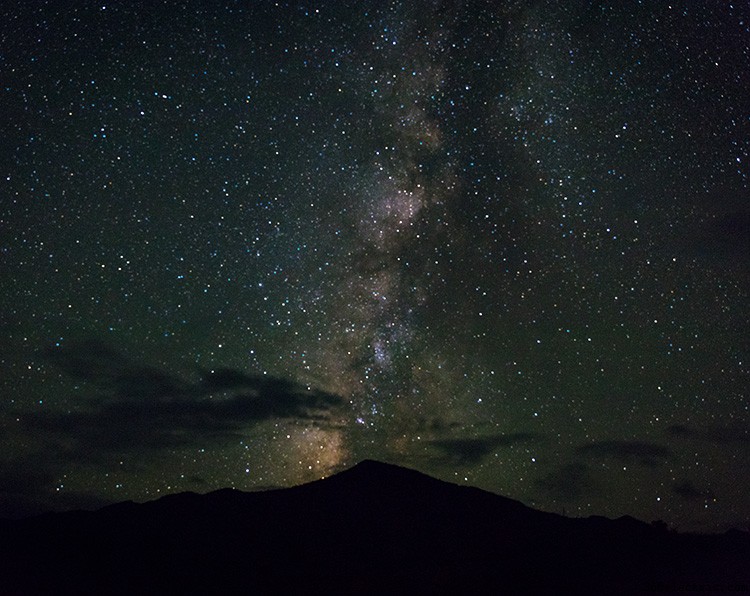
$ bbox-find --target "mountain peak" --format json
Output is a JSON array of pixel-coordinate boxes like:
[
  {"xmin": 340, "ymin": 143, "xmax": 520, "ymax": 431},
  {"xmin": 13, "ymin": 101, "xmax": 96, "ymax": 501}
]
[
  {"xmin": 330, "ymin": 459, "xmax": 443, "ymax": 487},
  {"xmin": 2, "ymin": 460, "xmax": 748, "ymax": 594},
  {"xmin": 349, "ymin": 458, "xmax": 408, "ymax": 473}
]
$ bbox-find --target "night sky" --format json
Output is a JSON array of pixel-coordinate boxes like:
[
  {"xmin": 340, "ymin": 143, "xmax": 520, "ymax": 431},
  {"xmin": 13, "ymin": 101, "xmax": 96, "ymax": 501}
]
[{"xmin": 2, "ymin": 1, "xmax": 748, "ymax": 532}]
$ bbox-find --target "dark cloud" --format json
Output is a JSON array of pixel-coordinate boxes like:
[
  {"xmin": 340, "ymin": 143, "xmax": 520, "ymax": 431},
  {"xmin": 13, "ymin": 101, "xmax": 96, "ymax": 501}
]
[
  {"xmin": 411, "ymin": 417, "xmax": 463, "ymax": 434},
  {"xmin": 0, "ymin": 460, "xmax": 56, "ymax": 495},
  {"xmin": 673, "ymin": 480, "xmax": 715, "ymax": 502},
  {"xmin": 667, "ymin": 424, "xmax": 750, "ymax": 446},
  {"xmin": 536, "ymin": 462, "xmax": 596, "ymax": 502},
  {"xmin": 576, "ymin": 440, "xmax": 671, "ymax": 467},
  {"xmin": 0, "ymin": 458, "xmax": 112, "ymax": 519},
  {"xmin": 429, "ymin": 433, "xmax": 536, "ymax": 465},
  {"xmin": 0, "ymin": 489, "xmax": 112, "ymax": 520},
  {"xmin": 24, "ymin": 341, "xmax": 345, "ymax": 458},
  {"xmin": 200, "ymin": 367, "xmax": 263, "ymax": 392},
  {"xmin": 43, "ymin": 340, "xmax": 187, "ymax": 401}
]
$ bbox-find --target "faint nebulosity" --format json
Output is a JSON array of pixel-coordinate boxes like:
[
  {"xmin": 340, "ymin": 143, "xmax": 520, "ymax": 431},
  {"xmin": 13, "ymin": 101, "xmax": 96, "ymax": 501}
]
[{"xmin": 1, "ymin": 1, "xmax": 748, "ymax": 532}]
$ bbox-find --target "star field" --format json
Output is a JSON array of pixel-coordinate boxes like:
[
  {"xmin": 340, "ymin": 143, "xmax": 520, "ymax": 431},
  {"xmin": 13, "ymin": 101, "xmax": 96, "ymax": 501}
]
[{"xmin": 1, "ymin": 1, "xmax": 748, "ymax": 532}]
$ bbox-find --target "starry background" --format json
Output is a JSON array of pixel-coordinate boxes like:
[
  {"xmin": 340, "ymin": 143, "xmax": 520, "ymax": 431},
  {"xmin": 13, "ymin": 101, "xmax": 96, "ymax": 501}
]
[{"xmin": 1, "ymin": 1, "xmax": 748, "ymax": 532}]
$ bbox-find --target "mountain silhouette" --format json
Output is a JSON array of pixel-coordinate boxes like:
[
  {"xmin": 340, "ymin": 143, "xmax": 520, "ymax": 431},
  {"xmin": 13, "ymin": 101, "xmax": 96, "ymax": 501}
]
[{"xmin": 1, "ymin": 459, "xmax": 748, "ymax": 594}]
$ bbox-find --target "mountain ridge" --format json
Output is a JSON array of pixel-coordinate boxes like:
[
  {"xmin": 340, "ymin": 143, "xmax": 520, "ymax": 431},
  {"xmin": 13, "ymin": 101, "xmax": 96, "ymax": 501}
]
[{"xmin": 1, "ymin": 459, "xmax": 748, "ymax": 594}]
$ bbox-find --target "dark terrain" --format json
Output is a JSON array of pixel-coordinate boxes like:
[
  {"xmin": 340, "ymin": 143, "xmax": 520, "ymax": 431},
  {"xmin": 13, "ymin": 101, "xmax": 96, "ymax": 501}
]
[{"xmin": 1, "ymin": 460, "xmax": 748, "ymax": 594}]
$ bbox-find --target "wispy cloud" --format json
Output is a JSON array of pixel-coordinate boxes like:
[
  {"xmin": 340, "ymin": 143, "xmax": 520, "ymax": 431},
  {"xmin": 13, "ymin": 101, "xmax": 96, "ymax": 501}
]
[
  {"xmin": 673, "ymin": 480, "xmax": 715, "ymax": 502},
  {"xmin": 429, "ymin": 433, "xmax": 537, "ymax": 465},
  {"xmin": 576, "ymin": 440, "xmax": 671, "ymax": 467},
  {"xmin": 536, "ymin": 462, "xmax": 596, "ymax": 501},
  {"xmin": 21, "ymin": 341, "xmax": 345, "ymax": 458},
  {"xmin": 667, "ymin": 424, "xmax": 750, "ymax": 446}
]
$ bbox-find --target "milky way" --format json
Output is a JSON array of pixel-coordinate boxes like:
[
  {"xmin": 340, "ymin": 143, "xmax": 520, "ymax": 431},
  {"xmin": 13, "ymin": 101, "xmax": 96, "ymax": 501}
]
[{"xmin": 1, "ymin": 1, "xmax": 748, "ymax": 532}]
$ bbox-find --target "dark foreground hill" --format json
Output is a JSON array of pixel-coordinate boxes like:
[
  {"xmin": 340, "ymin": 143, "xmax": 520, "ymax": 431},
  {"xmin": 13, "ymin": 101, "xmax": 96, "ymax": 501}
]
[{"xmin": 1, "ymin": 460, "xmax": 748, "ymax": 594}]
